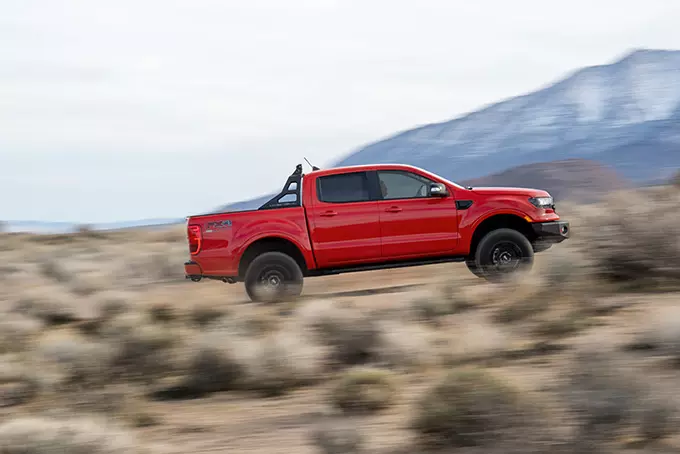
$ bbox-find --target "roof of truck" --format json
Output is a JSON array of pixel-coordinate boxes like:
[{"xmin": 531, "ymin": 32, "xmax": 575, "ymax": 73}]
[{"xmin": 305, "ymin": 163, "xmax": 426, "ymax": 178}]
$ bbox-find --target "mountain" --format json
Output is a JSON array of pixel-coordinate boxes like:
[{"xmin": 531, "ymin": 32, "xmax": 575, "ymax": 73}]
[
  {"xmin": 335, "ymin": 49, "xmax": 680, "ymax": 184},
  {"xmin": 460, "ymin": 159, "xmax": 631, "ymax": 203}
]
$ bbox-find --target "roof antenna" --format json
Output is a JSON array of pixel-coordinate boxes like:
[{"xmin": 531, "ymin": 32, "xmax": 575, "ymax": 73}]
[{"xmin": 304, "ymin": 157, "xmax": 320, "ymax": 171}]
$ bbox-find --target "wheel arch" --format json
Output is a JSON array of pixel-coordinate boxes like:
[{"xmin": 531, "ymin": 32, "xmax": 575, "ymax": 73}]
[
  {"xmin": 468, "ymin": 213, "xmax": 535, "ymax": 260},
  {"xmin": 238, "ymin": 236, "xmax": 309, "ymax": 279}
]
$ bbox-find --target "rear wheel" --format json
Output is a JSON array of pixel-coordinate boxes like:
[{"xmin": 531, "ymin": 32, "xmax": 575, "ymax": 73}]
[
  {"xmin": 474, "ymin": 228, "xmax": 533, "ymax": 282},
  {"xmin": 465, "ymin": 259, "xmax": 484, "ymax": 278},
  {"xmin": 244, "ymin": 252, "xmax": 303, "ymax": 302}
]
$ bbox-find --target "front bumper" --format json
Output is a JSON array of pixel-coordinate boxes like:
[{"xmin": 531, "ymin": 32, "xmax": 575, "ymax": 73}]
[{"xmin": 532, "ymin": 220, "xmax": 570, "ymax": 243}]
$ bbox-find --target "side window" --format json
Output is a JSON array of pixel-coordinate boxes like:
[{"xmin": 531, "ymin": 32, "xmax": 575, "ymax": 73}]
[
  {"xmin": 377, "ymin": 171, "xmax": 435, "ymax": 200},
  {"xmin": 317, "ymin": 172, "xmax": 370, "ymax": 203}
]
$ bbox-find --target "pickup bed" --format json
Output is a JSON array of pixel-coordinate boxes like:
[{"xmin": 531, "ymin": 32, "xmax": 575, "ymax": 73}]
[{"xmin": 184, "ymin": 163, "xmax": 569, "ymax": 302}]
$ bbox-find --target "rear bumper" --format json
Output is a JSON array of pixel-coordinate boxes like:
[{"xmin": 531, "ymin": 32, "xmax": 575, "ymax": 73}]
[
  {"xmin": 184, "ymin": 261, "xmax": 238, "ymax": 283},
  {"xmin": 532, "ymin": 220, "xmax": 570, "ymax": 243},
  {"xmin": 184, "ymin": 261, "xmax": 203, "ymax": 280}
]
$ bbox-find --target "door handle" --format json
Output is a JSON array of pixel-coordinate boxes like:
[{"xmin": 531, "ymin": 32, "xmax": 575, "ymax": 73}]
[
  {"xmin": 320, "ymin": 210, "xmax": 338, "ymax": 217},
  {"xmin": 385, "ymin": 206, "xmax": 402, "ymax": 213}
]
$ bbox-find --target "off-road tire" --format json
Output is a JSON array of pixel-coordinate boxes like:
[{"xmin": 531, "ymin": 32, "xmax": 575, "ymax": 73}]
[
  {"xmin": 244, "ymin": 252, "xmax": 304, "ymax": 302},
  {"xmin": 474, "ymin": 228, "xmax": 534, "ymax": 283},
  {"xmin": 465, "ymin": 259, "xmax": 485, "ymax": 278}
]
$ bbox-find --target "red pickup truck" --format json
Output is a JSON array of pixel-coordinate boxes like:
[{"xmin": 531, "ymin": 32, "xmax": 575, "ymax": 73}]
[{"xmin": 184, "ymin": 163, "xmax": 569, "ymax": 302}]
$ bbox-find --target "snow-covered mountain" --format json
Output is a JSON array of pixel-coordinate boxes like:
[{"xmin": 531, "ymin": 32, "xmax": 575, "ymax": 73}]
[{"xmin": 335, "ymin": 49, "xmax": 680, "ymax": 183}]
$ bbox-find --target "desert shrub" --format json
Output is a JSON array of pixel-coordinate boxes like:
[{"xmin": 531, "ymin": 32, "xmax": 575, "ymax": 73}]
[
  {"xmin": 243, "ymin": 329, "xmax": 325, "ymax": 397},
  {"xmin": 295, "ymin": 300, "xmax": 379, "ymax": 366},
  {"xmin": 639, "ymin": 397, "xmax": 676, "ymax": 442},
  {"xmin": 189, "ymin": 304, "xmax": 229, "ymax": 327},
  {"xmin": 0, "ymin": 360, "xmax": 39, "ymax": 407},
  {"xmin": 60, "ymin": 388, "xmax": 160, "ymax": 428},
  {"xmin": 0, "ymin": 416, "xmax": 147, "ymax": 453},
  {"xmin": 538, "ymin": 246, "xmax": 593, "ymax": 293},
  {"xmin": 580, "ymin": 190, "xmax": 680, "ymax": 286},
  {"xmin": 407, "ymin": 286, "xmax": 473, "ymax": 327},
  {"xmin": 12, "ymin": 296, "xmax": 79, "ymax": 326},
  {"xmin": 440, "ymin": 316, "xmax": 509, "ymax": 365},
  {"xmin": 332, "ymin": 367, "xmax": 395, "ymax": 415},
  {"xmin": 532, "ymin": 311, "xmax": 588, "ymax": 339},
  {"xmin": 311, "ymin": 417, "xmax": 364, "ymax": 454},
  {"xmin": 150, "ymin": 251, "xmax": 184, "ymax": 281},
  {"xmin": 182, "ymin": 330, "xmax": 254, "ymax": 395},
  {"xmin": 0, "ymin": 315, "xmax": 42, "ymax": 353},
  {"xmin": 564, "ymin": 351, "xmax": 639, "ymax": 443},
  {"xmin": 562, "ymin": 349, "xmax": 678, "ymax": 447},
  {"xmin": 413, "ymin": 368, "xmax": 533, "ymax": 449},
  {"xmin": 205, "ymin": 309, "xmax": 277, "ymax": 337},
  {"xmin": 375, "ymin": 320, "xmax": 436, "ymax": 371},
  {"xmin": 95, "ymin": 292, "xmax": 132, "ymax": 320},
  {"xmin": 490, "ymin": 276, "xmax": 551, "ymax": 324},
  {"xmin": 37, "ymin": 336, "xmax": 116, "ymax": 389},
  {"xmin": 439, "ymin": 283, "xmax": 476, "ymax": 313},
  {"xmin": 494, "ymin": 298, "xmax": 548, "ymax": 324},
  {"xmin": 631, "ymin": 306, "xmax": 680, "ymax": 361},
  {"xmin": 109, "ymin": 323, "xmax": 178, "ymax": 384},
  {"xmin": 38, "ymin": 259, "xmax": 71, "ymax": 283},
  {"xmin": 147, "ymin": 302, "xmax": 177, "ymax": 323},
  {"xmin": 70, "ymin": 278, "xmax": 101, "ymax": 297},
  {"xmin": 98, "ymin": 312, "xmax": 149, "ymax": 339},
  {"xmin": 409, "ymin": 297, "xmax": 449, "ymax": 325}
]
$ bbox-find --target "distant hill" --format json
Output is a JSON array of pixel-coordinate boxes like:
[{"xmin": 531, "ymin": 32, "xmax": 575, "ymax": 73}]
[
  {"xmin": 4, "ymin": 218, "xmax": 183, "ymax": 234},
  {"xmin": 335, "ymin": 49, "xmax": 680, "ymax": 184},
  {"xmin": 460, "ymin": 159, "xmax": 631, "ymax": 203},
  {"xmin": 217, "ymin": 49, "xmax": 679, "ymax": 215}
]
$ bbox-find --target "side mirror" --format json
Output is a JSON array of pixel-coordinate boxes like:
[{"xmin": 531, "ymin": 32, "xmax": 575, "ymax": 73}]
[{"xmin": 429, "ymin": 183, "xmax": 449, "ymax": 197}]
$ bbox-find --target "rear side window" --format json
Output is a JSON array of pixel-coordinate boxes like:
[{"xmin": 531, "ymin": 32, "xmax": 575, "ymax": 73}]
[{"xmin": 317, "ymin": 172, "xmax": 370, "ymax": 203}]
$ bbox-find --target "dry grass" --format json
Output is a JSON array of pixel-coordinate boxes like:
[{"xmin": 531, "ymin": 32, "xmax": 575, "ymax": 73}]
[
  {"xmin": 0, "ymin": 415, "xmax": 152, "ymax": 453},
  {"xmin": 310, "ymin": 416, "xmax": 364, "ymax": 454},
  {"xmin": 295, "ymin": 299, "xmax": 380, "ymax": 367},
  {"xmin": 374, "ymin": 320, "xmax": 437, "ymax": 371},
  {"xmin": 2, "ymin": 186, "xmax": 680, "ymax": 453},
  {"xmin": 578, "ymin": 189, "xmax": 680, "ymax": 287},
  {"xmin": 631, "ymin": 306, "xmax": 680, "ymax": 362},
  {"xmin": 0, "ymin": 315, "xmax": 42, "ymax": 354},
  {"xmin": 331, "ymin": 367, "xmax": 396, "ymax": 414},
  {"xmin": 562, "ymin": 349, "xmax": 678, "ymax": 448},
  {"xmin": 242, "ymin": 328, "xmax": 326, "ymax": 397},
  {"xmin": 412, "ymin": 367, "xmax": 543, "ymax": 450}
]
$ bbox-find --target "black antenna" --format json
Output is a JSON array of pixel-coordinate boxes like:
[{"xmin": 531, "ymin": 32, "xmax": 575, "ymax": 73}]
[{"xmin": 304, "ymin": 157, "xmax": 320, "ymax": 171}]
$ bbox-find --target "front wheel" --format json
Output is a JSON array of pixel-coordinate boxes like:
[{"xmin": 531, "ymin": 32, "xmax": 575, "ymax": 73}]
[
  {"xmin": 244, "ymin": 252, "xmax": 304, "ymax": 302},
  {"xmin": 474, "ymin": 228, "xmax": 534, "ymax": 282}
]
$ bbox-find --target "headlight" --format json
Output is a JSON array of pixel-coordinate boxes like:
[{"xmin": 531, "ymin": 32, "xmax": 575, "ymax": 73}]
[{"xmin": 529, "ymin": 196, "xmax": 554, "ymax": 208}]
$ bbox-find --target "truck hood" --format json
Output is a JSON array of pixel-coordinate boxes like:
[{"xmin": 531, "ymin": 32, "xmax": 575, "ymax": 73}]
[{"xmin": 468, "ymin": 187, "xmax": 551, "ymax": 198}]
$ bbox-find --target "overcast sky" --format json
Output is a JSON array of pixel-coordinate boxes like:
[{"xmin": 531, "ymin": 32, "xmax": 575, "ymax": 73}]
[{"xmin": 2, "ymin": 0, "xmax": 679, "ymax": 223}]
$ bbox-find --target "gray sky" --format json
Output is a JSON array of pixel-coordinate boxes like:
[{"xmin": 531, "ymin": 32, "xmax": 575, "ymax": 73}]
[{"xmin": 2, "ymin": 0, "xmax": 679, "ymax": 223}]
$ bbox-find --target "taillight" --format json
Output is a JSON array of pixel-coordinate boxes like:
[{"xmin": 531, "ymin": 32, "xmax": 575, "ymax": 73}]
[{"xmin": 188, "ymin": 225, "xmax": 202, "ymax": 255}]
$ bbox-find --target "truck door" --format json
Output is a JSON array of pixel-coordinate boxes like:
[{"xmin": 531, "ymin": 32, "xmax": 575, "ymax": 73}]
[
  {"xmin": 308, "ymin": 171, "xmax": 381, "ymax": 267},
  {"xmin": 375, "ymin": 170, "xmax": 459, "ymax": 259}
]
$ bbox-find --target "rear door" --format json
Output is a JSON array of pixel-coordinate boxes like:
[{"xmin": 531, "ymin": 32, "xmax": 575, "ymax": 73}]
[
  {"xmin": 375, "ymin": 170, "xmax": 459, "ymax": 259},
  {"xmin": 307, "ymin": 171, "xmax": 381, "ymax": 267}
]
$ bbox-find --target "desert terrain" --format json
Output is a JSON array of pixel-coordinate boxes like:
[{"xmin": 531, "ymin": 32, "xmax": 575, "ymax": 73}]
[{"xmin": 2, "ymin": 186, "xmax": 680, "ymax": 453}]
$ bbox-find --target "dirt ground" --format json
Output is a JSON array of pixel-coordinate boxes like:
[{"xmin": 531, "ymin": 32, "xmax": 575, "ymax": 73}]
[{"xmin": 2, "ymin": 223, "xmax": 680, "ymax": 453}]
